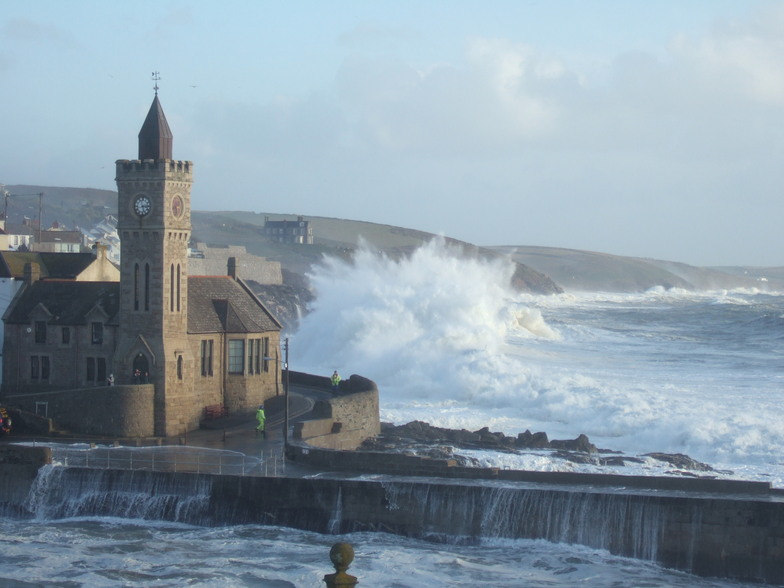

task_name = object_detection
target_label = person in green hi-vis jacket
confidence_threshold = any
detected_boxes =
[256,405,266,438]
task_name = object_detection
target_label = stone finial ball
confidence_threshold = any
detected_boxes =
[329,542,354,571]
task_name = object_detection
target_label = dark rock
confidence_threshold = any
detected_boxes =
[553,451,597,464]
[550,434,597,453]
[474,427,508,447]
[363,421,715,478]
[529,432,550,448]
[644,453,714,472]
[599,456,629,467]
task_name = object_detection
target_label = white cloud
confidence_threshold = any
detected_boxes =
[669,5,784,106]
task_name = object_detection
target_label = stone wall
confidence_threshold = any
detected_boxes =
[2,385,155,437]
[0,446,51,516]
[290,372,380,450]
[286,444,775,494]
[2,319,118,395]
[1,462,781,584]
[189,243,282,285]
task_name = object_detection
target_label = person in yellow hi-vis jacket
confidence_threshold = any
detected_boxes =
[331,370,341,392]
[256,405,266,438]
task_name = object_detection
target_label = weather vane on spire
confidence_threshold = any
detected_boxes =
[152,71,161,95]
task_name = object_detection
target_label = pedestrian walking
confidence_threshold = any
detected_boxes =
[256,405,266,438]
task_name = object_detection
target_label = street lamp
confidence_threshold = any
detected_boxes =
[264,336,289,444]
[283,337,289,445]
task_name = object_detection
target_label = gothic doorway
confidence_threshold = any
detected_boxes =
[133,353,150,384]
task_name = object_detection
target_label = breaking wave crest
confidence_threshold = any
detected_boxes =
[291,238,784,478]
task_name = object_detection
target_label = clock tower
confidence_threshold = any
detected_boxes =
[115,90,194,436]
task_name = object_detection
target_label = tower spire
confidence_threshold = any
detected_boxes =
[138,72,172,160]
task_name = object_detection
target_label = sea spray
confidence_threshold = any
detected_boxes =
[291,238,784,481]
[292,237,549,404]
[25,465,212,523]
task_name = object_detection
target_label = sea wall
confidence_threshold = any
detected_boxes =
[285,443,774,493]
[0,445,51,516]
[2,385,155,437]
[2,458,782,585]
[289,372,380,450]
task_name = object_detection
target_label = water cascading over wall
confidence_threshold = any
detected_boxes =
[7,465,784,584]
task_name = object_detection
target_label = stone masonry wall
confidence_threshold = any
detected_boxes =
[0,446,51,515]
[189,243,282,285]
[2,465,776,584]
[3,385,155,437]
[291,372,380,450]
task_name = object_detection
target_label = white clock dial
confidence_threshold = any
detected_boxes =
[134,195,152,217]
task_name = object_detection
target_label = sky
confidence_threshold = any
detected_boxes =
[1,0,782,267]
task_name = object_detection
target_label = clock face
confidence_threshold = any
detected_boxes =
[134,195,152,217]
[171,195,184,218]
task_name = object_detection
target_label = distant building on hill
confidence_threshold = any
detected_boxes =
[81,214,120,265]
[3,222,35,251]
[263,215,313,244]
[32,228,86,253]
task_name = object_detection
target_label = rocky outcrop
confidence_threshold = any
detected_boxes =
[248,272,314,332]
[362,421,717,474]
[366,421,597,453]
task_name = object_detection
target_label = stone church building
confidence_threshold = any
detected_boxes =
[1,93,283,437]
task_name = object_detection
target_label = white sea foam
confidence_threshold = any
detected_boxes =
[292,238,784,484]
[0,520,751,587]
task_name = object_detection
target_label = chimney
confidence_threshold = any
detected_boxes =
[227,257,238,279]
[24,262,40,285]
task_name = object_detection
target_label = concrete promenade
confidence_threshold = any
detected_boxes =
[160,384,329,476]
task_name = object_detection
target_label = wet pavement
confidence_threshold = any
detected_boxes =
[159,385,326,476]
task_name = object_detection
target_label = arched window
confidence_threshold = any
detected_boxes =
[177,355,183,380]
[176,263,181,312]
[144,263,150,311]
[170,264,175,312]
[133,263,140,310]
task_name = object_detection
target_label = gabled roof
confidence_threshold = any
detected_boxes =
[37,230,83,244]
[138,94,173,160]
[188,276,282,334]
[4,223,35,236]
[3,281,120,325]
[0,251,101,279]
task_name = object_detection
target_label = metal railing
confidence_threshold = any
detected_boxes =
[44,444,286,477]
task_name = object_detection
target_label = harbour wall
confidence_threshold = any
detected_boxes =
[1,446,783,584]
[289,372,380,450]
[3,385,155,437]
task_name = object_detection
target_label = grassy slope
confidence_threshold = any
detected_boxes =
[7,185,781,292]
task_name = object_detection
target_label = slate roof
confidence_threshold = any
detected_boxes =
[3,274,280,334]
[138,94,173,160]
[0,251,101,279]
[4,223,35,236]
[188,276,282,334]
[3,281,120,325]
[37,230,83,244]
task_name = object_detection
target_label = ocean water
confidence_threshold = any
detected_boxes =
[0,519,756,587]
[2,238,781,586]
[294,238,784,487]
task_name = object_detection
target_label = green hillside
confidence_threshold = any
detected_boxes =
[6,185,781,292]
